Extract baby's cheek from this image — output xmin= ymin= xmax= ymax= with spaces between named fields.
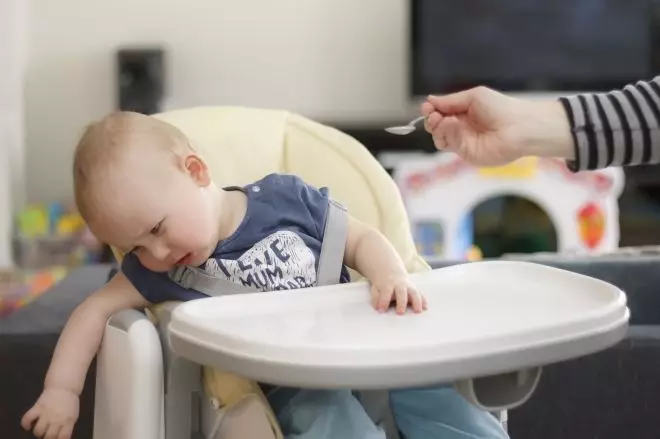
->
xmin=183 ymin=214 xmax=215 ymax=242
xmin=167 ymin=228 xmax=201 ymax=253
xmin=187 ymin=227 xmax=212 ymax=247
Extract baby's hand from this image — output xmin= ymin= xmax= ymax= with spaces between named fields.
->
xmin=370 ymin=274 xmax=427 ymax=314
xmin=21 ymin=387 xmax=79 ymax=439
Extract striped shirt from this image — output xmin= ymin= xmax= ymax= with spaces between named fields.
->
xmin=559 ymin=76 xmax=660 ymax=172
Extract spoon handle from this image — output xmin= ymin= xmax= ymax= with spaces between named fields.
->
xmin=411 ymin=115 xmax=426 ymax=126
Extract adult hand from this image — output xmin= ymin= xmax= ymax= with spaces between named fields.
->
xmin=421 ymin=86 xmax=574 ymax=166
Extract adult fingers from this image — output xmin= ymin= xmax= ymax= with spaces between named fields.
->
xmin=420 ymin=101 xmax=435 ymax=117
xmin=431 ymin=116 xmax=462 ymax=151
xmin=424 ymin=111 xmax=443 ymax=134
xmin=426 ymin=88 xmax=479 ymax=115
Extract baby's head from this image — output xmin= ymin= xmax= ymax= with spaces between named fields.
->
xmin=73 ymin=111 xmax=221 ymax=272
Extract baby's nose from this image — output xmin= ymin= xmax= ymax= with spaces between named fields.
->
xmin=150 ymin=243 xmax=171 ymax=262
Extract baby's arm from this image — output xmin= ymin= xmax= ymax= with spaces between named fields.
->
xmin=343 ymin=215 xmax=427 ymax=314
xmin=21 ymin=271 xmax=149 ymax=439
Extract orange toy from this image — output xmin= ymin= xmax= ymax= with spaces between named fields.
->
xmin=577 ymin=202 xmax=606 ymax=249
xmin=0 ymin=267 xmax=68 ymax=318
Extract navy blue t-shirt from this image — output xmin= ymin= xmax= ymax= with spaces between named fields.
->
xmin=121 ymin=173 xmax=351 ymax=304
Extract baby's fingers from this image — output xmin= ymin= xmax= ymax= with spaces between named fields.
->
xmin=57 ymin=424 xmax=74 ymax=439
xmin=394 ymin=284 xmax=408 ymax=315
xmin=408 ymin=288 xmax=425 ymax=313
xmin=370 ymin=284 xmax=391 ymax=312
xmin=369 ymin=284 xmax=380 ymax=310
xmin=32 ymin=415 xmax=49 ymax=438
xmin=21 ymin=406 xmax=40 ymax=431
xmin=376 ymin=287 xmax=394 ymax=313
xmin=44 ymin=424 xmax=62 ymax=439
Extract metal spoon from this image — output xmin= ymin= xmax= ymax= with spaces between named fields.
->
xmin=384 ymin=116 xmax=426 ymax=135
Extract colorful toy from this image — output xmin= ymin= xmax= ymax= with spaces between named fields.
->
xmin=393 ymin=153 xmax=624 ymax=259
xmin=13 ymin=202 xmax=103 ymax=268
xmin=16 ymin=206 xmax=49 ymax=238
xmin=577 ymin=201 xmax=606 ymax=249
xmin=16 ymin=202 xmax=88 ymax=239
xmin=0 ymin=267 xmax=68 ymax=317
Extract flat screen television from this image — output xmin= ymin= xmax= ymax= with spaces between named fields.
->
xmin=410 ymin=0 xmax=660 ymax=97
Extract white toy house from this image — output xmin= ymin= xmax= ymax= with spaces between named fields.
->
xmin=393 ymin=153 xmax=625 ymax=260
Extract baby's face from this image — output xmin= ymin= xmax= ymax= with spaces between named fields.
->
xmin=88 ymin=148 xmax=220 ymax=272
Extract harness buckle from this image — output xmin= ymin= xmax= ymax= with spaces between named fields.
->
xmin=169 ymin=266 xmax=194 ymax=289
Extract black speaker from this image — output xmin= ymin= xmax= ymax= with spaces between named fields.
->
xmin=651 ymin=0 xmax=660 ymax=75
xmin=116 ymin=48 xmax=165 ymax=115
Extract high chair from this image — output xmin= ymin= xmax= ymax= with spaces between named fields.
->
xmin=93 ymin=107 xmax=630 ymax=439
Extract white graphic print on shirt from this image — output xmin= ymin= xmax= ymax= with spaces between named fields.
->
xmin=204 ymin=230 xmax=317 ymax=291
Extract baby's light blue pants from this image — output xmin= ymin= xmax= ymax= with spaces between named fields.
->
xmin=266 ymin=385 xmax=509 ymax=439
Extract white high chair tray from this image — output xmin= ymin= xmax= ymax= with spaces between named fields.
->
xmin=169 ymin=261 xmax=629 ymax=389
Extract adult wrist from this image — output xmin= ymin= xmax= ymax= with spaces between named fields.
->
xmin=520 ymin=100 xmax=575 ymax=161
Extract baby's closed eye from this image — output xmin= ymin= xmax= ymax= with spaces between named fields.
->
xmin=151 ymin=220 xmax=164 ymax=235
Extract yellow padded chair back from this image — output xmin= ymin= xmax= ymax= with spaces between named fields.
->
xmin=111 ymin=106 xmax=429 ymax=277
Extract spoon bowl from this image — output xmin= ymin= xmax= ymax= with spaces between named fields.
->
xmin=385 ymin=126 xmax=416 ymax=135
xmin=384 ymin=116 xmax=426 ymax=135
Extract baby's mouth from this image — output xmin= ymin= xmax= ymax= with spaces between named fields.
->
xmin=176 ymin=253 xmax=193 ymax=265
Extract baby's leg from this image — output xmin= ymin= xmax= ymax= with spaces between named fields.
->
xmin=266 ymin=386 xmax=385 ymax=439
xmin=389 ymin=385 xmax=509 ymax=439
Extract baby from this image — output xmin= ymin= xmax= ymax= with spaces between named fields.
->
xmin=21 ymin=112 xmax=508 ymax=439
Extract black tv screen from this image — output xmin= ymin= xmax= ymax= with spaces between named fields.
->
xmin=411 ymin=0 xmax=655 ymax=95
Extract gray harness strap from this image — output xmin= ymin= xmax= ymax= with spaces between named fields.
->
xmin=168 ymin=265 xmax=259 ymax=296
xmin=168 ymin=198 xmax=348 ymax=295
xmin=316 ymin=199 xmax=348 ymax=286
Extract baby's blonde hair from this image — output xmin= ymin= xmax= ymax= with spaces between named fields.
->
xmin=73 ymin=111 xmax=191 ymax=221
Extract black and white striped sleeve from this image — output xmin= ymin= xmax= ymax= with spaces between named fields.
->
xmin=558 ymin=76 xmax=660 ymax=172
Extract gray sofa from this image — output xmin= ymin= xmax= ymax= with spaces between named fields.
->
xmin=0 ymin=264 xmax=111 ymax=439
xmin=2 ymin=256 xmax=660 ymax=439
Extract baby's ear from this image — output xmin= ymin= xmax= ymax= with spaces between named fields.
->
xmin=184 ymin=153 xmax=211 ymax=187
